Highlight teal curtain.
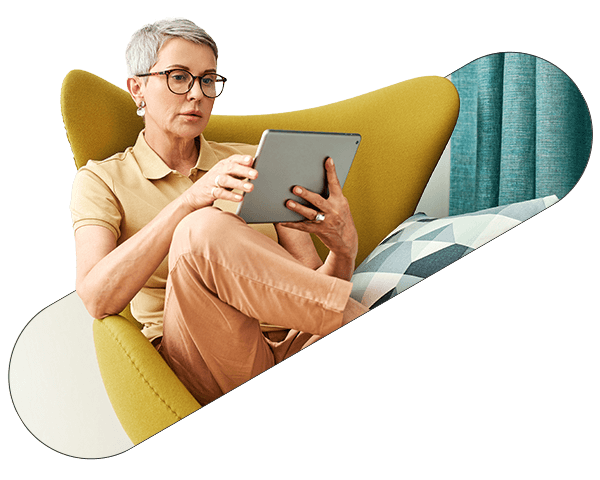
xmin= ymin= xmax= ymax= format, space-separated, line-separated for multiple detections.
xmin=449 ymin=53 xmax=592 ymax=215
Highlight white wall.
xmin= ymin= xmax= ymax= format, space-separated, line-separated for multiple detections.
xmin=414 ymin=73 xmax=453 ymax=218
xmin=415 ymin=142 xmax=451 ymax=218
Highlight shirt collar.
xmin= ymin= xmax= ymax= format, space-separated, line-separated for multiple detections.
xmin=195 ymin=135 xmax=221 ymax=172
xmin=133 ymin=130 xmax=219 ymax=180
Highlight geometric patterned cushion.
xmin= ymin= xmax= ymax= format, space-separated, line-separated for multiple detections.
xmin=350 ymin=195 xmax=559 ymax=308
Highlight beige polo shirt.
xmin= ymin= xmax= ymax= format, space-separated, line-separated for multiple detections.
xmin=71 ymin=130 xmax=277 ymax=342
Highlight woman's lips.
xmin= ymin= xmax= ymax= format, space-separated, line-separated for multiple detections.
xmin=181 ymin=111 xmax=202 ymax=120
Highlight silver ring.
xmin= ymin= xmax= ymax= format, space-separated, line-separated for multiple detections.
xmin=314 ymin=212 xmax=326 ymax=222
xmin=211 ymin=186 xmax=218 ymax=198
xmin=214 ymin=175 xmax=221 ymax=188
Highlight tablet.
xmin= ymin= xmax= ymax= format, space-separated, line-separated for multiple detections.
xmin=236 ymin=129 xmax=361 ymax=223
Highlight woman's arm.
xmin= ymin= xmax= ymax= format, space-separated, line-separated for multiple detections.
xmin=274 ymin=225 xmax=323 ymax=270
xmin=76 ymin=154 xmax=258 ymax=319
xmin=75 ymin=198 xmax=194 ymax=319
xmin=276 ymin=225 xmax=355 ymax=280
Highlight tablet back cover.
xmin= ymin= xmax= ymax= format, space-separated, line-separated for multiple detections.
xmin=237 ymin=130 xmax=361 ymax=223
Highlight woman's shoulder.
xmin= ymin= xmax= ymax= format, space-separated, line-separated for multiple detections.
xmin=75 ymin=146 xmax=136 ymax=180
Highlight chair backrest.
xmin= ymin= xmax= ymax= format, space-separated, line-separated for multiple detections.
xmin=61 ymin=70 xmax=145 ymax=170
xmin=61 ymin=70 xmax=459 ymax=265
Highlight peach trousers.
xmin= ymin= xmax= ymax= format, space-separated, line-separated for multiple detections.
xmin=156 ymin=207 xmax=353 ymax=405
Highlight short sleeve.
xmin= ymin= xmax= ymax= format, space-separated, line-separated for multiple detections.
xmin=70 ymin=167 xmax=123 ymax=239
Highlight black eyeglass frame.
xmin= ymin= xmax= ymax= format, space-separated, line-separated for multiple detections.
xmin=136 ymin=69 xmax=227 ymax=98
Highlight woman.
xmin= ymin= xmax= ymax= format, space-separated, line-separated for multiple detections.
xmin=71 ymin=18 xmax=368 ymax=405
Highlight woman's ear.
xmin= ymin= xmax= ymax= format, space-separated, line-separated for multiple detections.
xmin=127 ymin=76 xmax=144 ymax=105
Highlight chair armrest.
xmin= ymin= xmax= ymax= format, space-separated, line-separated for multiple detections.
xmin=93 ymin=314 xmax=200 ymax=445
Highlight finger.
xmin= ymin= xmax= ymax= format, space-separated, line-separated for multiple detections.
xmin=223 ymin=162 xmax=258 ymax=181
xmin=229 ymin=154 xmax=255 ymax=167
xmin=216 ymin=174 xmax=255 ymax=194
xmin=291 ymin=186 xmax=327 ymax=213
xmin=286 ymin=199 xmax=322 ymax=221
xmin=217 ymin=155 xmax=257 ymax=180
xmin=325 ymin=157 xmax=343 ymax=196
xmin=232 ymin=155 xmax=256 ymax=172
xmin=277 ymin=221 xmax=314 ymax=233
xmin=211 ymin=186 xmax=244 ymax=202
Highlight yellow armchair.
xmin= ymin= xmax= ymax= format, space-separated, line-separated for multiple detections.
xmin=61 ymin=69 xmax=459 ymax=445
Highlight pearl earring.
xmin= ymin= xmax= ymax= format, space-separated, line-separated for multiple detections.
xmin=136 ymin=100 xmax=146 ymax=117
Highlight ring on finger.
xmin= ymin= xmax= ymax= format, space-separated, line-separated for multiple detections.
xmin=214 ymin=175 xmax=222 ymax=188
xmin=314 ymin=212 xmax=326 ymax=222
xmin=211 ymin=186 xmax=219 ymax=198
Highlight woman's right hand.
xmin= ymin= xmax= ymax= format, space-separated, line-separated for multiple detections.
xmin=181 ymin=154 xmax=258 ymax=211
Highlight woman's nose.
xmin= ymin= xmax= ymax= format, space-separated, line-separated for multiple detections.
xmin=188 ymin=77 xmax=206 ymax=100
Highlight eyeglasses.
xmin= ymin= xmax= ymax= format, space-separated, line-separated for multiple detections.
xmin=137 ymin=69 xmax=227 ymax=98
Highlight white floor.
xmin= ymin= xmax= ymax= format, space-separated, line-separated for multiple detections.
xmin=9 ymin=291 xmax=134 ymax=459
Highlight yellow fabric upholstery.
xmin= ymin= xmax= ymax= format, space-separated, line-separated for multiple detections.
xmin=61 ymin=69 xmax=459 ymax=445
xmin=93 ymin=315 xmax=201 ymax=445
xmin=61 ymin=70 xmax=145 ymax=171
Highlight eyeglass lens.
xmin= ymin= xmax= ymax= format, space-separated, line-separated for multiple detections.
xmin=168 ymin=70 xmax=225 ymax=97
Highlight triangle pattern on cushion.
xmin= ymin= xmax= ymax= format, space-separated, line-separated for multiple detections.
xmin=415 ymin=224 xmax=456 ymax=243
xmin=410 ymin=239 xmax=455 ymax=262
xmin=350 ymin=195 xmax=559 ymax=311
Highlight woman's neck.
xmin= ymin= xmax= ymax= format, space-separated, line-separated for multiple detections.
xmin=144 ymin=128 xmax=199 ymax=176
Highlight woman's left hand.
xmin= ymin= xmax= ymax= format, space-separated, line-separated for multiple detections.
xmin=278 ymin=157 xmax=358 ymax=263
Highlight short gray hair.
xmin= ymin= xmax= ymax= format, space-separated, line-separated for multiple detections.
xmin=126 ymin=18 xmax=218 ymax=77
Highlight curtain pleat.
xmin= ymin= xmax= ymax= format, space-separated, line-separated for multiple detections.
xmin=449 ymin=53 xmax=591 ymax=215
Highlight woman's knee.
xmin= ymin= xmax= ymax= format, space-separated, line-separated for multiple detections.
xmin=171 ymin=207 xmax=242 ymax=257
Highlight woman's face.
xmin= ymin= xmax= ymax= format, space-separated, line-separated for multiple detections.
xmin=134 ymin=38 xmax=218 ymax=142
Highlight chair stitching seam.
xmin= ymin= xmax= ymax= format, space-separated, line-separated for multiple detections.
xmin=100 ymin=320 xmax=185 ymax=421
